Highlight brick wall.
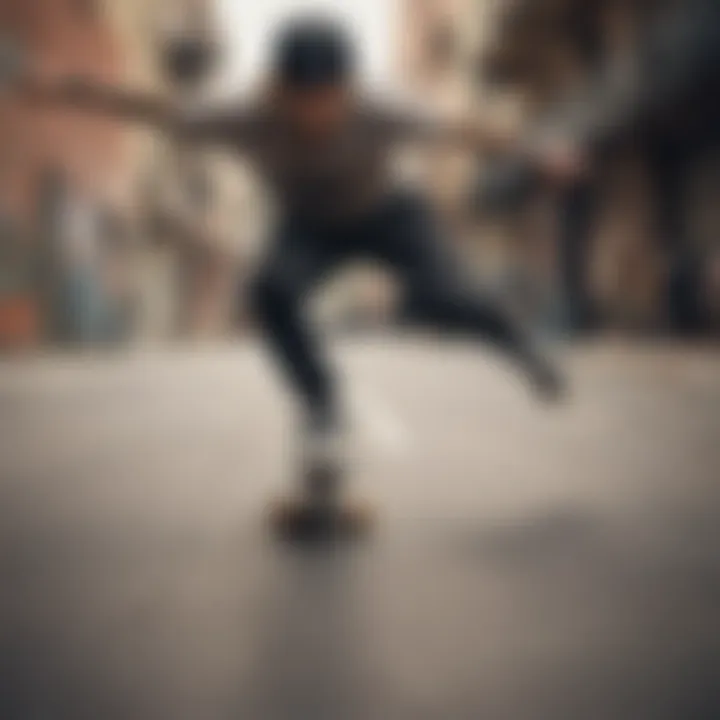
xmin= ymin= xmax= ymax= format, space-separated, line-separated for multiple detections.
xmin=0 ymin=0 xmax=128 ymax=220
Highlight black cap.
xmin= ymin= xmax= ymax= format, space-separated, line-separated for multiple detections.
xmin=274 ymin=16 xmax=355 ymax=87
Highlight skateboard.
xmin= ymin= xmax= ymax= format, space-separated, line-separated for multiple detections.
xmin=268 ymin=439 xmax=374 ymax=543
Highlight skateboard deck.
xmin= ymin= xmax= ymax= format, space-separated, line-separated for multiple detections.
xmin=268 ymin=447 xmax=373 ymax=542
xmin=268 ymin=494 xmax=374 ymax=543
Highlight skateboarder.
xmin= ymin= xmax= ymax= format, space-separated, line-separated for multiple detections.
xmin=5 ymin=16 xmax=576 ymax=472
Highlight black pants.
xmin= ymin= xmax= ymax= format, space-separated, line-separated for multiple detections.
xmin=250 ymin=192 xmax=532 ymax=419
xmin=558 ymin=179 xmax=598 ymax=333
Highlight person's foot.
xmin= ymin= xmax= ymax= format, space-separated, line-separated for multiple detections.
xmin=301 ymin=404 xmax=347 ymax=506
xmin=304 ymin=403 xmax=347 ymax=455
xmin=527 ymin=354 xmax=567 ymax=404
xmin=303 ymin=459 xmax=342 ymax=508
xmin=306 ymin=400 xmax=342 ymax=434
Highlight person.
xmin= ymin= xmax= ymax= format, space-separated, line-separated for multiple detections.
xmin=8 ymin=16 xmax=576 ymax=440
xmin=477 ymin=0 xmax=720 ymax=334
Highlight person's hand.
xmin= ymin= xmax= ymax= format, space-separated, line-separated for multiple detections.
xmin=531 ymin=134 xmax=589 ymax=184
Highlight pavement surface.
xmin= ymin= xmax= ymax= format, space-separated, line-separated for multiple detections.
xmin=0 ymin=338 xmax=719 ymax=719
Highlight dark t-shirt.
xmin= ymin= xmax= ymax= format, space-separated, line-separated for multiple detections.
xmin=180 ymin=100 xmax=439 ymax=223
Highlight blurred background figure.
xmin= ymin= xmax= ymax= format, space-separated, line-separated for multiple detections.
xmin=42 ymin=167 xmax=105 ymax=345
xmin=145 ymin=0 xmax=262 ymax=339
xmin=476 ymin=0 xmax=720 ymax=335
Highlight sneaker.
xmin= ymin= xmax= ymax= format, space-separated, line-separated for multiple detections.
xmin=528 ymin=354 xmax=567 ymax=404
xmin=301 ymin=405 xmax=347 ymax=506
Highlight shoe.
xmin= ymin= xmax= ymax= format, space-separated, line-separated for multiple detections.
xmin=529 ymin=355 xmax=567 ymax=404
xmin=301 ymin=405 xmax=347 ymax=506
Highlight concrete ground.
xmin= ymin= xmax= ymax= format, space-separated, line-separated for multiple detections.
xmin=0 ymin=338 xmax=719 ymax=719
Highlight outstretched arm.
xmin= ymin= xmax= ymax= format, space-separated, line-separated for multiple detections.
xmin=376 ymin=105 xmax=517 ymax=154
xmin=377 ymin=105 xmax=583 ymax=182
xmin=20 ymin=73 xmax=174 ymax=125
xmin=424 ymin=118 xmax=520 ymax=155
xmin=12 ymin=68 xmax=244 ymax=145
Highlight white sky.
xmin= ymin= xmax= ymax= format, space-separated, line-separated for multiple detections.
xmin=215 ymin=0 xmax=400 ymax=93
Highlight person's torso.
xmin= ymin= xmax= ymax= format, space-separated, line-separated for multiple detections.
xmin=242 ymin=104 xmax=392 ymax=223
